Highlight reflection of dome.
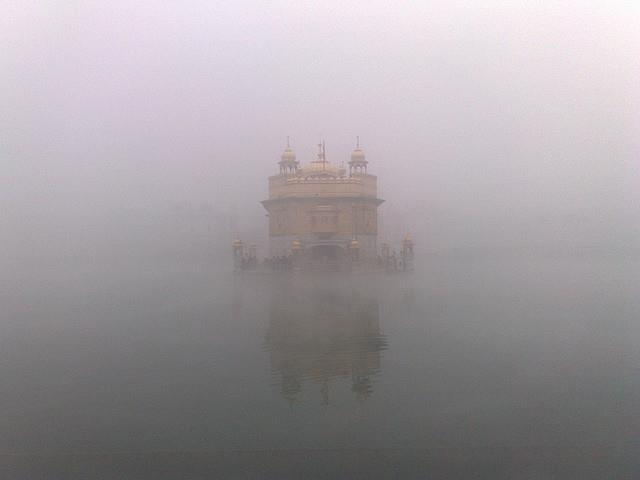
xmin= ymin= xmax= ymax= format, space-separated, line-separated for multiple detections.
xmin=281 ymin=375 xmax=302 ymax=406
xmin=352 ymin=375 xmax=373 ymax=401
xmin=349 ymin=239 xmax=360 ymax=249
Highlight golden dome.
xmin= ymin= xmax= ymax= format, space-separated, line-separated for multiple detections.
xmin=350 ymin=148 xmax=366 ymax=162
xmin=310 ymin=161 xmax=339 ymax=172
xmin=349 ymin=238 xmax=360 ymax=249
xmin=299 ymin=160 xmax=342 ymax=177
xmin=280 ymin=147 xmax=296 ymax=162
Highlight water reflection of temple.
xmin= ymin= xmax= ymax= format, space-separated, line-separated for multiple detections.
xmin=264 ymin=280 xmax=387 ymax=405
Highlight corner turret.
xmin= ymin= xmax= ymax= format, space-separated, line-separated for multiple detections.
xmin=278 ymin=137 xmax=298 ymax=176
xmin=349 ymin=136 xmax=368 ymax=176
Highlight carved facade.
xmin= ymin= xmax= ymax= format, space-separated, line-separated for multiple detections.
xmin=261 ymin=141 xmax=383 ymax=265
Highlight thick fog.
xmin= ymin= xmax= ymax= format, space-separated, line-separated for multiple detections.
xmin=3 ymin=4 xmax=640 ymax=476
xmin=3 ymin=1 xmax=639 ymax=268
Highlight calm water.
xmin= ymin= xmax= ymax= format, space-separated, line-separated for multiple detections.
xmin=2 ymin=254 xmax=639 ymax=478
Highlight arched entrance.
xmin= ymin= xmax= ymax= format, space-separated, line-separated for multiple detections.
xmin=306 ymin=245 xmax=346 ymax=271
xmin=309 ymin=244 xmax=344 ymax=262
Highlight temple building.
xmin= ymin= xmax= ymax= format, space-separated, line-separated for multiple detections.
xmin=261 ymin=140 xmax=384 ymax=267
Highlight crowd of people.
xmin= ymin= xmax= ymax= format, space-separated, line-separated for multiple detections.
xmin=380 ymin=252 xmax=411 ymax=272
xmin=237 ymin=254 xmax=259 ymax=271
xmin=263 ymin=255 xmax=294 ymax=271
xmin=235 ymin=252 xmax=411 ymax=272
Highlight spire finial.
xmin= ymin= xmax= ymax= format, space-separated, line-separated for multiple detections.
xmin=322 ymin=140 xmax=327 ymax=170
xmin=286 ymin=136 xmax=290 ymax=148
xmin=356 ymin=136 xmax=360 ymax=148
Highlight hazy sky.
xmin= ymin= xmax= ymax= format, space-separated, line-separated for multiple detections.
xmin=2 ymin=1 xmax=639 ymax=227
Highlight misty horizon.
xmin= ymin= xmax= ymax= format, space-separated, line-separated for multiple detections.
xmin=2 ymin=2 xmax=639 ymax=478
xmin=3 ymin=2 xmax=639 ymax=258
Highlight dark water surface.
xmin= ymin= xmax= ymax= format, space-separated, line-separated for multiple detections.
xmin=2 ymin=254 xmax=639 ymax=478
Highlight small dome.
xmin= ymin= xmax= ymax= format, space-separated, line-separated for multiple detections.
xmin=281 ymin=147 xmax=296 ymax=162
xmin=300 ymin=158 xmax=341 ymax=178
xmin=351 ymin=148 xmax=366 ymax=162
